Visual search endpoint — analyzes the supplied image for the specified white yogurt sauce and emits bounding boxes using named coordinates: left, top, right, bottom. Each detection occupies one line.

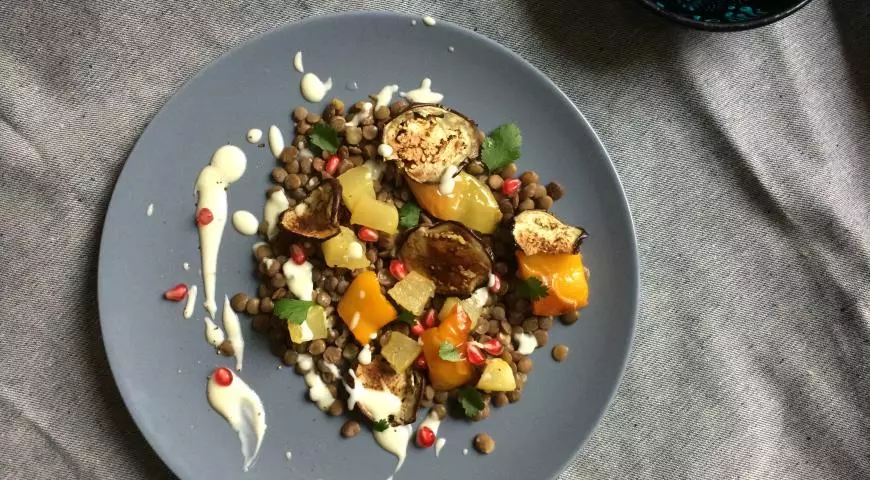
left=435, top=438, right=447, bottom=457
left=183, top=262, right=190, bottom=271
left=297, top=354, right=335, bottom=411
left=419, top=409, right=442, bottom=437
left=411, top=19, right=417, bottom=26
left=401, top=78, right=444, bottom=104
left=448, top=46, right=455, bottom=53
left=146, top=203, right=154, bottom=216
left=375, top=84, right=399, bottom=109
left=195, top=145, right=247, bottom=318
left=438, top=165, right=459, bottom=195
left=268, top=125, right=284, bottom=159
left=346, top=81, right=359, bottom=91
left=376, top=425, right=413, bottom=479
left=293, top=51, right=304, bottom=73
left=206, top=370, right=267, bottom=471
left=263, top=189, right=290, bottom=240
left=345, top=102, right=373, bottom=128
left=282, top=261, right=314, bottom=301
left=357, top=344, right=372, bottom=365
left=285, top=451, right=292, bottom=462
left=204, top=316, right=226, bottom=348
left=347, top=242, right=364, bottom=259
left=462, top=448, right=469, bottom=455
left=232, top=210, right=259, bottom=236
left=183, top=285, right=198, bottom=319
left=364, top=159, right=386, bottom=181
left=223, top=296, right=245, bottom=371
left=471, top=287, right=489, bottom=308
left=324, top=362, right=340, bottom=378
left=377, top=143, right=393, bottom=158
left=300, top=73, right=333, bottom=102
left=246, top=128, right=262, bottom=144
left=252, top=241, right=268, bottom=257
left=422, top=15, right=437, bottom=26
left=514, top=332, right=538, bottom=355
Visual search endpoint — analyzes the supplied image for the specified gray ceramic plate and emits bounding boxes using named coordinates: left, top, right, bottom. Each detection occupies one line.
left=98, top=11, right=638, bottom=480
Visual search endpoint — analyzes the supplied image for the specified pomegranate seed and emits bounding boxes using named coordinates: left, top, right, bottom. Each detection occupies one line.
left=413, top=353, right=428, bottom=369
left=416, top=426, right=436, bottom=448
left=357, top=227, right=379, bottom=243
left=466, top=343, right=486, bottom=366
left=213, top=367, right=234, bottom=387
left=410, top=321, right=425, bottom=337
left=501, top=178, right=521, bottom=196
left=488, top=274, right=501, bottom=293
left=290, top=244, right=306, bottom=265
left=196, top=207, right=214, bottom=226
left=389, top=259, right=407, bottom=280
left=422, top=309, right=438, bottom=329
left=482, top=338, right=504, bottom=356
left=164, top=283, right=188, bottom=301
left=325, top=155, right=340, bottom=176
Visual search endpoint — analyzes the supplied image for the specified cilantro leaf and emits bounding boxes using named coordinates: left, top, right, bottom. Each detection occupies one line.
left=308, top=123, right=340, bottom=154
left=273, top=299, right=313, bottom=325
left=398, top=201, right=421, bottom=229
left=373, top=419, right=390, bottom=432
left=438, top=341, right=463, bottom=362
left=396, top=310, right=417, bottom=325
left=457, top=386, right=485, bottom=418
left=515, top=277, right=549, bottom=301
left=481, top=123, right=522, bottom=171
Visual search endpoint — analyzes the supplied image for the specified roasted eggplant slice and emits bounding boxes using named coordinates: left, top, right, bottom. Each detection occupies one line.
left=399, top=221, right=492, bottom=296
left=381, top=105, right=480, bottom=183
left=352, top=356, right=423, bottom=425
left=512, top=210, right=587, bottom=256
left=280, top=179, right=341, bottom=239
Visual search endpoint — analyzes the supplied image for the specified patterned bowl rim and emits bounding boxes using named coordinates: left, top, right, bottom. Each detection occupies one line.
left=636, top=0, right=814, bottom=31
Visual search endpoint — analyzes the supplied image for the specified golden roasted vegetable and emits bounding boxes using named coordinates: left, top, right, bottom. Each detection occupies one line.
left=338, top=164, right=376, bottom=210
left=287, top=305, right=329, bottom=344
left=322, top=226, right=370, bottom=270
left=349, top=196, right=399, bottom=235
left=387, top=271, right=436, bottom=315
left=381, top=332, right=423, bottom=373
left=476, top=358, right=517, bottom=392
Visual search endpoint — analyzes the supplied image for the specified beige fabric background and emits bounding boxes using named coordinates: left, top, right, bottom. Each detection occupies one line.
left=1, top=0, right=869, bottom=478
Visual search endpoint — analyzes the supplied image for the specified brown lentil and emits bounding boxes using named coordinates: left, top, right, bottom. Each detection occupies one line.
left=493, top=392, right=509, bottom=408
left=522, top=317, right=539, bottom=332
left=327, top=401, right=344, bottom=417
left=280, top=146, right=298, bottom=164
left=260, top=297, right=274, bottom=313
left=552, top=344, right=570, bottom=362
left=296, top=122, right=311, bottom=135
left=305, top=112, right=321, bottom=124
left=282, top=350, right=298, bottom=366
left=534, top=184, right=548, bottom=199
left=473, top=433, right=496, bottom=454
left=536, top=195, right=554, bottom=210
left=466, top=162, right=485, bottom=175
left=487, top=175, right=504, bottom=190
left=255, top=244, right=273, bottom=260
left=434, top=391, right=449, bottom=404
left=308, top=339, right=326, bottom=356
left=561, top=311, right=580, bottom=325
left=284, top=174, right=303, bottom=190
left=292, top=106, right=308, bottom=121
left=539, top=316, right=554, bottom=330
left=252, top=314, right=270, bottom=333
left=218, top=340, right=235, bottom=356
left=374, top=105, right=391, bottom=120
left=330, top=116, right=347, bottom=131
left=362, top=125, right=379, bottom=141
left=230, top=293, right=249, bottom=312
left=299, top=157, right=313, bottom=174
left=534, top=330, right=549, bottom=347
left=286, top=157, right=301, bottom=173
left=323, top=346, right=342, bottom=364
left=520, top=183, right=537, bottom=200
left=312, top=157, right=325, bottom=172
left=520, top=171, right=539, bottom=185
left=491, top=305, right=506, bottom=321
left=501, top=163, right=518, bottom=178
left=270, top=274, right=287, bottom=289
left=342, top=343, right=360, bottom=361
left=507, top=390, right=522, bottom=403
left=517, top=357, right=534, bottom=374
left=518, top=198, right=536, bottom=212
left=316, top=291, right=331, bottom=307
left=389, top=99, right=409, bottom=116
left=545, top=181, right=564, bottom=200
left=271, top=167, right=288, bottom=184
left=245, top=298, right=261, bottom=315
left=345, top=127, right=362, bottom=145
left=341, top=420, right=361, bottom=438
left=472, top=403, right=491, bottom=421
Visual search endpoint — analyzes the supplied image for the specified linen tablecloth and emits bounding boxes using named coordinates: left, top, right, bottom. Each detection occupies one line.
left=2, top=0, right=869, bottom=478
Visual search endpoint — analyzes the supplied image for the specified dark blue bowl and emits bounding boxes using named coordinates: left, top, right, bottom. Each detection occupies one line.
left=638, top=0, right=812, bottom=30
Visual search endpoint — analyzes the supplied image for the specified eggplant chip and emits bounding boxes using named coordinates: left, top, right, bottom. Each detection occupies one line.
left=381, top=105, right=480, bottom=183
left=280, top=179, right=341, bottom=239
left=512, top=210, right=587, bottom=256
left=399, top=221, right=493, bottom=296
left=351, top=356, right=424, bottom=425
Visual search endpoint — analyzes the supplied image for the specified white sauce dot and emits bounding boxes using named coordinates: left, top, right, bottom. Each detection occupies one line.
left=347, top=242, right=364, bottom=259
left=268, top=125, right=284, bottom=159
left=246, top=128, right=262, bottom=144
left=378, top=143, right=393, bottom=158
left=146, top=203, right=154, bottom=216
left=422, top=15, right=436, bottom=26
left=300, top=73, right=333, bottom=102
left=293, top=51, right=304, bottom=73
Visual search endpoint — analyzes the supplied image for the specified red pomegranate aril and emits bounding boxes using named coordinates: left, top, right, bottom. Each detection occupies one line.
left=410, top=321, right=425, bottom=337
left=389, top=259, right=407, bottom=280
left=325, top=155, right=340, bottom=176
left=357, top=227, right=379, bottom=243
left=213, top=367, right=234, bottom=386
left=164, top=283, right=188, bottom=301
left=482, top=338, right=504, bottom=356
left=488, top=274, right=501, bottom=293
left=413, top=353, right=428, bottom=369
left=416, top=426, right=436, bottom=448
left=196, top=207, right=214, bottom=226
left=422, top=309, right=437, bottom=329
left=501, top=178, right=521, bottom=196
left=466, top=343, right=486, bottom=366
left=290, top=244, right=306, bottom=265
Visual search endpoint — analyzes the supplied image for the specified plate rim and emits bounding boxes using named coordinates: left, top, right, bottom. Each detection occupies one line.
left=97, top=10, right=639, bottom=479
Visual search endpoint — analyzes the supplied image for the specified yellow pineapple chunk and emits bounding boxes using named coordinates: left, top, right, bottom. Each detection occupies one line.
left=388, top=271, right=436, bottom=315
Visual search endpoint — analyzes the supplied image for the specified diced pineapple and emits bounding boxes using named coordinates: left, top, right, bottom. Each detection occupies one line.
left=438, top=294, right=484, bottom=328
left=288, top=305, right=329, bottom=344
left=350, top=196, right=399, bottom=235
left=381, top=331, right=423, bottom=373
left=388, top=271, right=436, bottom=315
left=322, top=226, right=371, bottom=270
left=476, top=358, right=517, bottom=392
left=338, top=165, right=375, bottom=210
left=439, top=298, right=461, bottom=320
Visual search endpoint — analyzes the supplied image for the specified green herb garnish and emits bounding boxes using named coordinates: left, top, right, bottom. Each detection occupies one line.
left=481, top=123, right=522, bottom=171
left=457, top=386, right=485, bottom=418
left=309, top=123, right=341, bottom=154
left=396, top=310, right=417, bottom=325
left=272, top=299, right=314, bottom=325
left=515, top=277, right=549, bottom=301
left=438, top=341, right=463, bottom=362
left=373, top=419, right=390, bottom=432
left=398, top=201, right=421, bottom=229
